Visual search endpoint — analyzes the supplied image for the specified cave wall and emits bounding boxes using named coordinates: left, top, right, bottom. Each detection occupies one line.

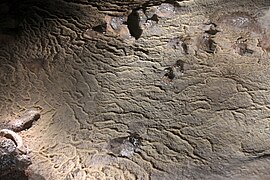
left=1, top=0, right=270, bottom=179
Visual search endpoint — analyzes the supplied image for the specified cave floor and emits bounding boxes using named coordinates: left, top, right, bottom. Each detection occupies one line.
left=1, top=0, right=270, bottom=179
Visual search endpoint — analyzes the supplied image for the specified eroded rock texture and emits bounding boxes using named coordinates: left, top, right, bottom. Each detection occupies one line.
left=1, top=0, right=270, bottom=179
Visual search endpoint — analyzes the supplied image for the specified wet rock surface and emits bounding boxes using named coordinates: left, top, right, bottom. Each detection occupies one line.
left=1, top=0, right=270, bottom=179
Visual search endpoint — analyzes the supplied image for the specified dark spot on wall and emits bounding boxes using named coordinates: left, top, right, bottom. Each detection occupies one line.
left=168, top=37, right=189, bottom=54
left=147, top=14, right=159, bottom=23
left=92, top=23, right=107, bottom=33
left=205, top=37, right=216, bottom=53
left=128, top=133, right=142, bottom=147
left=204, top=23, right=219, bottom=35
left=234, top=37, right=254, bottom=55
left=181, top=42, right=188, bottom=54
left=197, top=34, right=216, bottom=53
left=164, top=67, right=175, bottom=80
left=127, top=10, right=143, bottom=39
left=175, top=60, right=184, bottom=72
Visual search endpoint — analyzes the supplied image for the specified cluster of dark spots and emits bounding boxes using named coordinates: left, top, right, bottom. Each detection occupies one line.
left=125, top=3, right=175, bottom=39
left=91, top=3, right=175, bottom=39
left=202, top=13, right=259, bottom=56
left=196, top=20, right=218, bottom=54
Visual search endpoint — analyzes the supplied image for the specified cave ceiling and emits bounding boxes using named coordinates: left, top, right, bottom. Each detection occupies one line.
left=1, top=0, right=270, bottom=179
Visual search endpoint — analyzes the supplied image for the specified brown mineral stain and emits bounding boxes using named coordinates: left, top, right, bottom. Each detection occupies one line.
left=258, top=32, right=270, bottom=51
left=210, top=11, right=262, bottom=33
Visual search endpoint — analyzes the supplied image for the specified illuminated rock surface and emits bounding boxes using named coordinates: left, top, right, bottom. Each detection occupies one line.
left=1, top=0, right=270, bottom=179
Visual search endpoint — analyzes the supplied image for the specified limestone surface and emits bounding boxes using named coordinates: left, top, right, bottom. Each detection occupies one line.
left=1, top=0, right=270, bottom=179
